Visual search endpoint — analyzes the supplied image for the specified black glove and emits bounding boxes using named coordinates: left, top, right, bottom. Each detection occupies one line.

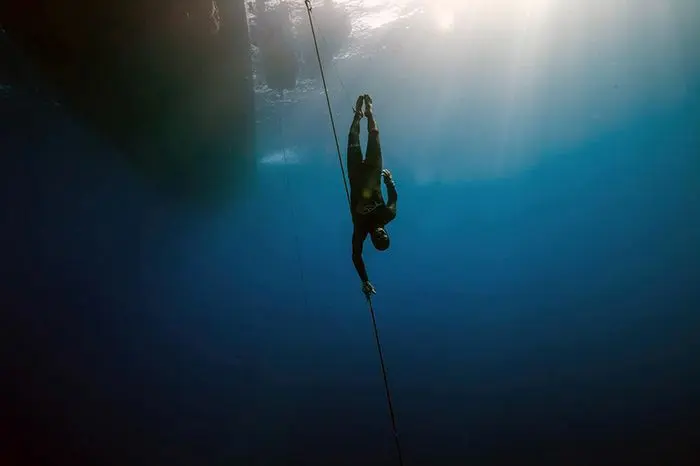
left=382, top=169, right=393, bottom=184
left=362, top=281, right=376, bottom=298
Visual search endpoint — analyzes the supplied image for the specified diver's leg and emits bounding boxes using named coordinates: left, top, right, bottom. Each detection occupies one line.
left=363, top=94, right=382, bottom=170
left=347, top=95, right=365, bottom=179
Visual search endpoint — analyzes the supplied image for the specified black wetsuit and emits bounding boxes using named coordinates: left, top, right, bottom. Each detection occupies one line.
left=347, top=117, right=398, bottom=282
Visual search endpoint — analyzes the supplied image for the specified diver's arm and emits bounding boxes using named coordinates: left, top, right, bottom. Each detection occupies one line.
left=384, top=175, right=397, bottom=219
left=352, top=228, right=369, bottom=282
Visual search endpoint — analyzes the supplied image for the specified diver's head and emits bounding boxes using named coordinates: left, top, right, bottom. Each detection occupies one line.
left=371, top=227, right=390, bottom=251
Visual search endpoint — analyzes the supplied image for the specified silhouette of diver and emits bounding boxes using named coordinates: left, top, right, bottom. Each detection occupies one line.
left=348, top=94, right=398, bottom=298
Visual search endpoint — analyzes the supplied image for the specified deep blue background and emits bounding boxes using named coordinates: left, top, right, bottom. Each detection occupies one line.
left=2, top=2, right=700, bottom=465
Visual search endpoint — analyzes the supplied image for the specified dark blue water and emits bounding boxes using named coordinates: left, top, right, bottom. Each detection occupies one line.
left=2, top=1, right=700, bottom=465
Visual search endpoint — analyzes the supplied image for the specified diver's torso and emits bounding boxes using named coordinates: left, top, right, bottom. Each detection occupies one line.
left=351, top=191, right=387, bottom=229
left=351, top=173, right=382, bottom=211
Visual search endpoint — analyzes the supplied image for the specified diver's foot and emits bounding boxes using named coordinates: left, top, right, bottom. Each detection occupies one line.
left=353, top=95, right=365, bottom=119
left=363, top=94, right=373, bottom=117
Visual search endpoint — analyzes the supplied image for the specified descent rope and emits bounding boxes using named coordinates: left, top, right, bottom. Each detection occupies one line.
left=304, top=2, right=405, bottom=465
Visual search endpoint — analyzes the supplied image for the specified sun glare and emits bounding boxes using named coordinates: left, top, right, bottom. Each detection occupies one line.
left=433, top=8, right=455, bottom=32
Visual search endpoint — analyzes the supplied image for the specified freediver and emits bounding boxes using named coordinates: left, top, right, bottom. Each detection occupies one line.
left=348, top=94, right=398, bottom=298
